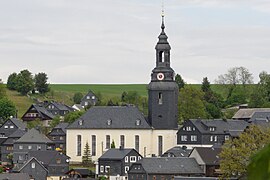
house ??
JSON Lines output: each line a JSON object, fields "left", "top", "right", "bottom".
{"left": 13, "top": 128, "right": 55, "bottom": 169}
{"left": 72, "top": 104, "right": 84, "bottom": 111}
{"left": 98, "top": 148, "right": 142, "bottom": 179}
{"left": 189, "top": 146, "right": 222, "bottom": 177}
{"left": 162, "top": 146, "right": 192, "bottom": 158}
{"left": 232, "top": 108, "right": 270, "bottom": 122}
{"left": 0, "top": 118, "right": 26, "bottom": 145}
{"left": 22, "top": 104, "right": 55, "bottom": 127}
{"left": 80, "top": 91, "right": 98, "bottom": 108}
{"left": 47, "top": 122, "right": 69, "bottom": 151}
{"left": 0, "top": 173, "right": 30, "bottom": 180}
{"left": 1, "top": 128, "right": 26, "bottom": 165}
{"left": 177, "top": 119, "right": 249, "bottom": 149}
{"left": 66, "top": 168, "right": 95, "bottom": 179}
{"left": 46, "top": 101, "right": 75, "bottom": 116}
{"left": 66, "top": 15, "right": 179, "bottom": 163}
{"left": 28, "top": 150, "right": 70, "bottom": 179}
{"left": 18, "top": 157, "right": 48, "bottom": 180}
{"left": 128, "top": 157, "right": 204, "bottom": 179}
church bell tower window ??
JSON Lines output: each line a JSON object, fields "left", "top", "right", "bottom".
{"left": 158, "top": 93, "right": 163, "bottom": 105}
{"left": 159, "top": 51, "right": 164, "bottom": 62}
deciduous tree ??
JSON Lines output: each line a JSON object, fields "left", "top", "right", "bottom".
{"left": 73, "top": 92, "right": 83, "bottom": 104}
{"left": 0, "top": 98, "right": 16, "bottom": 120}
{"left": 7, "top": 73, "right": 18, "bottom": 90}
{"left": 64, "top": 111, "right": 85, "bottom": 124}
{"left": 16, "top": 69, "right": 34, "bottom": 95}
{"left": 35, "top": 72, "right": 49, "bottom": 94}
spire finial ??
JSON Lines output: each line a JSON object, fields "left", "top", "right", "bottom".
{"left": 161, "top": 0, "right": 165, "bottom": 31}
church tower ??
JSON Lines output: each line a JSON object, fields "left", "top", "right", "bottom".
{"left": 148, "top": 14, "right": 179, "bottom": 129}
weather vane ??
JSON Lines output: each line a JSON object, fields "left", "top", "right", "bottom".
{"left": 161, "top": 0, "right": 165, "bottom": 17}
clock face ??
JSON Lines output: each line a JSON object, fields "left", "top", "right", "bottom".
{"left": 157, "top": 73, "right": 164, "bottom": 80}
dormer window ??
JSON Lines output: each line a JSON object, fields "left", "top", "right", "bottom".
{"left": 78, "top": 120, "right": 83, "bottom": 126}
{"left": 136, "top": 119, "right": 141, "bottom": 126}
{"left": 210, "top": 127, "right": 216, "bottom": 132}
{"left": 107, "top": 119, "right": 112, "bottom": 126}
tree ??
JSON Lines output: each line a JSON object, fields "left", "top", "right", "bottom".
{"left": 49, "top": 116, "right": 61, "bottom": 128}
{"left": 6, "top": 73, "right": 18, "bottom": 90}
{"left": 0, "top": 98, "right": 16, "bottom": 120}
{"left": 16, "top": 69, "right": 34, "bottom": 95}
{"left": 82, "top": 141, "right": 92, "bottom": 166}
{"left": 111, "top": 140, "right": 116, "bottom": 148}
{"left": 220, "top": 125, "right": 270, "bottom": 179}
{"left": 175, "top": 74, "right": 185, "bottom": 89}
{"left": 35, "top": 72, "right": 49, "bottom": 94}
{"left": 73, "top": 92, "right": 83, "bottom": 104}
{"left": 258, "top": 71, "right": 270, "bottom": 101}
{"left": 64, "top": 111, "right": 85, "bottom": 124}
{"left": 178, "top": 86, "right": 207, "bottom": 122}
{"left": 0, "top": 81, "right": 6, "bottom": 99}
{"left": 201, "top": 77, "right": 211, "bottom": 93}
{"left": 121, "top": 91, "right": 128, "bottom": 102}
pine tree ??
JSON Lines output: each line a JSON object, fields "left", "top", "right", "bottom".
{"left": 82, "top": 142, "right": 92, "bottom": 166}
{"left": 111, "top": 140, "right": 116, "bottom": 149}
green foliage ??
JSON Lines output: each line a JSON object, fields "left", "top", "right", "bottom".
{"left": 178, "top": 86, "right": 207, "bottom": 122}
{"left": 0, "top": 82, "right": 6, "bottom": 99}
{"left": 248, "top": 143, "right": 270, "bottom": 180}
{"left": 82, "top": 141, "right": 92, "bottom": 166}
{"left": 175, "top": 74, "right": 185, "bottom": 89}
{"left": 7, "top": 73, "right": 18, "bottom": 90}
{"left": 99, "top": 176, "right": 107, "bottom": 180}
{"left": 226, "top": 86, "right": 248, "bottom": 106}
{"left": 35, "top": 72, "right": 50, "bottom": 94}
{"left": 201, "top": 77, "right": 210, "bottom": 93}
{"left": 122, "top": 91, "right": 140, "bottom": 105}
{"left": 73, "top": 92, "right": 83, "bottom": 104}
{"left": 220, "top": 125, "right": 270, "bottom": 179}
{"left": 0, "top": 98, "right": 16, "bottom": 120}
{"left": 49, "top": 116, "right": 61, "bottom": 128}
{"left": 16, "top": 69, "right": 34, "bottom": 95}
{"left": 111, "top": 140, "right": 116, "bottom": 148}
{"left": 26, "top": 120, "right": 47, "bottom": 134}
{"left": 0, "top": 166, "right": 3, "bottom": 174}
{"left": 205, "top": 103, "right": 222, "bottom": 118}
{"left": 64, "top": 110, "right": 85, "bottom": 124}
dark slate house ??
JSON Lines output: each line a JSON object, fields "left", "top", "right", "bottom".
{"left": 189, "top": 146, "right": 222, "bottom": 177}
{"left": 177, "top": 119, "right": 249, "bottom": 148}
{"left": 128, "top": 157, "right": 204, "bottom": 180}
{"left": 46, "top": 101, "right": 75, "bottom": 116}
{"left": 47, "top": 122, "right": 69, "bottom": 151}
{"left": 80, "top": 91, "right": 98, "bottom": 108}
{"left": 13, "top": 128, "right": 55, "bottom": 168}
{"left": 1, "top": 128, "right": 26, "bottom": 165}
{"left": 28, "top": 150, "right": 70, "bottom": 178}
{"left": 162, "top": 146, "right": 192, "bottom": 158}
{"left": 0, "top": 173, "right": 30, "bottom": 180}
{"left": 232, "top": 108, "right": 270, "bottom": 122}
{"left": 98, "top": 148, "right": 142, "bottom": 179}
{"left": 22, "top": 104, "right": 55, "bottom": 127}
{"left": 19, "top": 157, "right": 48, "bottom": 180}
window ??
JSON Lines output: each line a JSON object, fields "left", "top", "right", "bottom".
{"left": 107, "top": 119, "right": 112, "bottom": 126}
{"left": 120, "top": 135, "right": 125, "bottom": 148}
{"left": 78, "top": 120, "right": 83, "bottom": 126}
{"left": 10, "top": 125, "right": 14, "bottom": 129}
{"left": 31, "top": 162, "right": 35, "bottom": 169}
{"left": 87, "top": 96, "right": 90, "bottom": 99}
{"left": 4, "top": 125, "right": 8, "bottom": 129}
{"left": 138, "top": 156, "right": 141, "bottom": 161}
{"left": 77, "top": 135, "right": 81, "bottom": 156}
{"left": 106, "top": 135, "right": 110, "bottom": 149}
{"left": 210, "top": 136, "right": 213, "bottom": 142}
{"left": 92, "top": 96, "right": 95, "bottom": 100}
{"left": 125, "top": 166, "right": 129, "bottom": 173}
{"left": 59, "top": 144, "right": 63, "bottom": 148}
{"left": 6, "top": 146, "right": 13, "bottom": 151}
{"left": 28, "top": 145, "right": 32, "bottom": 150}
{"left": 214, "top": 135, "right": 218, "bottom": 142}
{"left": 100, "top": 166, "right": 104, "bottom": 173}
{"left": 191, "top": 135, "right": 197, "bottom": 141}
{"left": 92, "top": 135, "right": 96, "bottom": 156}
{"left": 56, "top": 158, "right": 61, "bottom": 164}
{"left": 158, "top": 136, "right": 163, "bottom": 156}
{"left": 52, "top": 137, "right": 56, "bottom": 140}
{"left": 37, "top": 145, "right": 41, "bottom": 150}
{"left": 19, "top": 155, "right": 23, "bottom": 160}
{"left": 159, "top": 51, "right": 164, "bottom": 62}
{"left": 130, "top": 156, "right": 136, "bottom": 162}
{"left": 181, "top": 135, "right": 187, "bottom": 141}
{"left": 210, "top": 135, "right": 218, "bottom": 142}
{"left": 135, "top": 119, "right": 141, "bottom": 126}
{"left": 125, "top": 156, "right": 128, "bottom": 162}
{"left": 158, "top": 92, "right": 163, "bottom": 105}
{"left": 210, "top": 127, "right": 216, "bottom": 132}
{"left": 85, "top": 102, "right": 88, "bottom": 106}
{"left": 186, "top": 126, "right": 191, "bottom": 131}
{"left": 60, "top": 136, "right": 64, "bottom": 140}
{"left": 19, "top": 145, "right": 23, "bottom": 150}
{"left": 225, "top": 135, "right": 230, "bottom": 141}
{"left": 105, "top": 166, "right": 110, "bottom": 173}
{"left": 135, "top": 135, "right": 139, "bottom": 152}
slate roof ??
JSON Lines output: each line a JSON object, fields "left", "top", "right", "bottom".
{"left": 51, "top": 122, "right": 69, "bottom": 134}
{"left": 28, "top": 150, "right": 69, "bottom": 165}
{"left": 33, "top": 104, "right": 55, "bottom": 119}
{"left": 48, "top": 102, "right": 74, "bottom": 111}
{"left": 15, "top": 128, "right": 53, "bottom": 143}
{"left": 99, "top": 148, "right": 137, "bottom": 160}
{"left": 19, "top": 157, "right": 48, "bottom": 172}
{"left": 134, "top": 157, "right": 204, "bottom": 174}
{"left": 190, "top": 147, "right": 222, "bottom": 166}
{"left": 67, "top": 106, "right": 151, "bottom": 129}
{"left": 232, "top": 108, "right": 270, "bottom": 120}
{"left": 3, "top": 129, "right": 26, "bottom": 145}
{"left": 162, "top": 146, "right": 192, "bottom": 157}
{"left": 187, "top": 119, "right": 249, "bottom": 135}
{"left": 10, "top": 118, "right": 26, "bottom": 129}
{"left": 0, "top": 173, "right": 30, "bottom": 180}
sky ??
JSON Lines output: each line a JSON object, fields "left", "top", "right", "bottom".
{"left": 0, "top": 0, "right": 270, "bottom": 84}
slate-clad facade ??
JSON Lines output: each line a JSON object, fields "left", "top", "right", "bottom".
{"left": 48, "top": 122, "right": 69, "bottom": 151}
{"left": 46, "top": 101, "right": 75, "bottom": 116}
{"left": 19, "top": 157, "right": 48, "bottom": 180}
{"left": 80, "top": 91, "right": 98, "bottom": 108}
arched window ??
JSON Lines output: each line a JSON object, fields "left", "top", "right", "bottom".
{"left": 77, "top": 135, "right": 81, "bottom": 156}
{"left": 159, "top": 51, "right": 164, "bottom": 62}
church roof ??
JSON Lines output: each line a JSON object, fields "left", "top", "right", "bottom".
{"left": 67, "top": 106, "right": 151, "bottom": 129}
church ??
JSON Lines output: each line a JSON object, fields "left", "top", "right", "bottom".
{"left": 66, "top": 14, "right": 179, "bottom": 162}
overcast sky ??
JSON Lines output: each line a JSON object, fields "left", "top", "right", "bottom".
{"left": 0, "top": 0, "right": 270, "bottom": 84}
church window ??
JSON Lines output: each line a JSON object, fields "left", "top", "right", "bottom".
{"left": 158, "top": 136, "right": 163, "bottom": 156}
{"left": 158, "top": 92, "right": 163, "bottom": 105}
{"left": 159, "top": 51, "right": 164, "bottom": 62}
{"left": 77, "top": 135, "right": 81, "bottom": 156}
{"left": 92, "top": 135, "right": 96, "bottom": 156}
{"left": 135, "top": 135, "right": 139, "bottom": 152}
{"left": 181, "top": 135, "right": 187, "bottom": 141}
{"left": 106, "top": 135, "right": 110, "bottom": 149}
{"left": 120, "top": 135, "right": 125, "bottom": 148}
